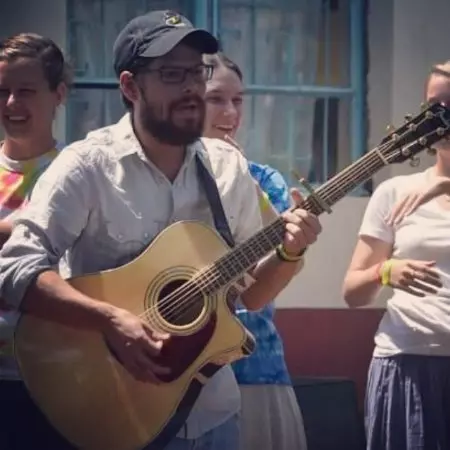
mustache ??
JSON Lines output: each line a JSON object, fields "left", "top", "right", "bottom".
{"left": 171, "top": 95, "right": 205, "bottom": 109}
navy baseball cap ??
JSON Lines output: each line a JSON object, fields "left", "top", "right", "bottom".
{"left": 113, "top": 10, "right": 219, "bottom": 76}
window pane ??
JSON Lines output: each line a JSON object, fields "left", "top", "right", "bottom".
{"left": 68, "top": 0, "right": 193, "bottom": 79}
{"left": 66, "top": 88, "right": 125, "bottom": 143}
{"left": 218, "top": 0, "right": 350, "bottom": 87}
{"left": 236, "top": 94, "right": 351, "bottom": 184}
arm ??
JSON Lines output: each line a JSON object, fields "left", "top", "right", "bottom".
{"left": 342, "top": 181, "right": 395, "bottom": 308}
{"left": 234, "top": 196, "right": 304, "bottom": 302}
{"left": 22, "top": 271, "right": 115, "bottom": 330}
{"left": 0, "top": 144, "right": 170, "bottom": 381}
{"left": 342, "top": 236, "right": 392, "bottom": 307}
{"left": 242, "top": 253, "right": 303, "bottom": 310}
{"left": 0, "top": 148, "right": 110, "bottom": 329}
{"left": 231, "top": 160, "right": 305, "bottom": 311}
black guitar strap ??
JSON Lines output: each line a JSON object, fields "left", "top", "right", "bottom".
{"left": 195, "top": 153, "right": 235, "bottom": 249}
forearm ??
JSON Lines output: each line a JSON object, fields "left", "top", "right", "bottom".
{"left": 20, "top": 270, "right": 115, "bottom": 331}
{"left": 342, "top": 263, "right": 383, "bottom": 308}
{"left": 241, "top": 253, "right": 302, "bottom": 310}
{"left": 0, "top": 220, "right": 12, "bottom": 249}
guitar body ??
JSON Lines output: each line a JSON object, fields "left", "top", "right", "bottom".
{"left": 14, "top": 221, "right": 255, "bottom": 450}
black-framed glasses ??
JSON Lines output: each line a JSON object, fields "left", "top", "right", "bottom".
{"left": 142, "top": 63, "right": 214, "bottom": 84}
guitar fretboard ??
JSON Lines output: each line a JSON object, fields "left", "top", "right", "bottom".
{"left": 194, "top": 147, "right": 388, "bottom": 294}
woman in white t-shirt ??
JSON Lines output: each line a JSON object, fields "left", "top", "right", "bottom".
{"left": 342, "top": 61, "right": 450, "bottom": 450}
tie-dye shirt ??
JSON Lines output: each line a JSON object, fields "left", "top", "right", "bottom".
{"left": 0, "top": 143, "right": 62, "bottom": 380}
{"left": 232, "top": 162, "right": 292, "bottom": 385}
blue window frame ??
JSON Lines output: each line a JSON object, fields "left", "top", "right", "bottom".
{"left": 67, "top": 0, "right": 367, "bottom": 189}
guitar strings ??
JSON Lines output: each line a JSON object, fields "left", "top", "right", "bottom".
{"left": 143, "top": 154, "right": 385, "bottom": 322}
{"left": 144, "top": 222, "right": 285, "bottom": 323}
{"left": 137, "top": 146, "right": 386, "bottom": 323}
{"left": 139, "top": 137, "right": 412, "bottom": 323}
{"left": 137, "top": 137, "right": 409, "bottom": 322}
{"left": 138, "top": 124, "right": 436, "bottom": 323}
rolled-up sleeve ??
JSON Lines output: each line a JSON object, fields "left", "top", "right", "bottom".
{"left": 0, "top": 148, "right": 93, "bottom": 309}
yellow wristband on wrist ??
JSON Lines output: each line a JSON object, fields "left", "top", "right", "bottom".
{"left": 380, "top": 259, "right": 394, "bottom": 286}
{"left": 276, "top": 245, "right": 305, "bottom": 262}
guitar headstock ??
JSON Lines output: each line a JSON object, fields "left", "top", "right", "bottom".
{"left": 379, "top": 102, "right": 450, "bottom": 164}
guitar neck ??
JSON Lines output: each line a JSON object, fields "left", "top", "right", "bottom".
{"left": 199, "top": 148, "right": 387, "bottom": 293}
{"left": 302, "top": 146, "right": 386, "bottom": 215}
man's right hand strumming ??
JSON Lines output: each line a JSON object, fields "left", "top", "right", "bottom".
{"left": 102, "top": 307, "right": 171, "bottom": 383}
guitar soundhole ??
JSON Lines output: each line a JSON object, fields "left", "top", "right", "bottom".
{"left": 157, "top": 279, "right": 205, "bottom": 327}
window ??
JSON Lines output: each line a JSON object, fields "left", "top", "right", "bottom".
{"left": 67, "top": 0, "right": 367, "bottom": 186}
{"left": 66, "top": 0, "right": 193, "bottom": 143}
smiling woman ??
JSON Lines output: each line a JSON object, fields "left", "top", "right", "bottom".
{"left": 342, "top": 60, "right": 450, "bottom": 449}
{"left": 203, "top": 54, "right": 244, "bottom": 140}
{"left": 0, "top": 32, "right": 74, "bottom": 450}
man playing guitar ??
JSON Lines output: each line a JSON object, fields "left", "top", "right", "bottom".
{"left": 0, "top": 11, "right": 322, "bottom": 450}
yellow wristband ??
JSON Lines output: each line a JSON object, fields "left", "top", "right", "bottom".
{"left": 380, "top": 259, "right": 394, "bottom": 286}
{"left": 276, "top": 245, "right": 305, "bottom": 262}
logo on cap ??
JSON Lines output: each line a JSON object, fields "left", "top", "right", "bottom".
{"left": 164, "top": 11, "right": 186, "bottom": 27}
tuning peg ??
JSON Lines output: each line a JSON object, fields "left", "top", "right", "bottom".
{"left": 420, "top": 102, "right": 428, "bottom": 111}
{"left": 386, "top": 124, "right": 395, "bottom": 133}
{"left": 427, "top": 147, "right": 436, "bottom": 155}
{"left": 410, "top": 155, "right": 420, "bottom": 167}
{"left": 404, "top": 114, "right": 413, "bottom": 121}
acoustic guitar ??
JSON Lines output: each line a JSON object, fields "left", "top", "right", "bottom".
{"left": 14, "top": 102, "right": 450, "bottom": 450}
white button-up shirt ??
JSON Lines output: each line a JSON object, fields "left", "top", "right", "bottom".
{"left": 0, "top": 114, "right": 263, "bottom": 438}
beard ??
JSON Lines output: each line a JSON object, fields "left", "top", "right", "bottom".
{"left": 139, "top": 94, "right": 205, "bottom": 146}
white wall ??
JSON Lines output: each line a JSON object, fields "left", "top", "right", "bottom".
{"left": 276, "top": 196, "right": 371, "bottom": 308}
{"left": 2, "top": 0, "right": 450, "bottom": 309}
